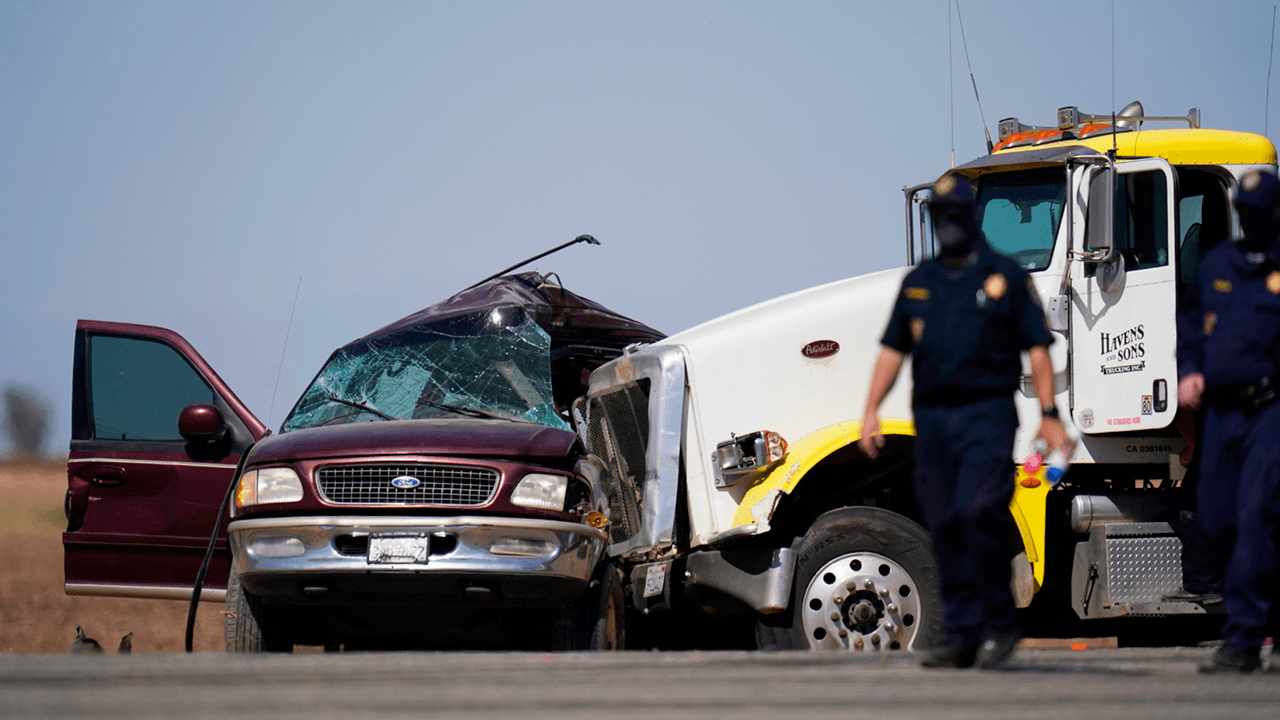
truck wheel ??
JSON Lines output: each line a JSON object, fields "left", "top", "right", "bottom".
{"left": 757, "top": 506, "right": 943, "bottom": 652}
{"left": 551, "top": 563, "right": 625, "bottom": 651}
{"left": 224, "top": 568, "right": 294, "bottom": 653}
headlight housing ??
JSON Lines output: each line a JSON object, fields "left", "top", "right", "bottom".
{"left": 510, "top": 472, "right": 568, "bottom": 511}
{"left": 236, "top": 467, "right": 305, "bottom": 508}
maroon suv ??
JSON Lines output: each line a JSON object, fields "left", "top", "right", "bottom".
{"left": 64, "top": 273, "right": 662, "bottom": 651}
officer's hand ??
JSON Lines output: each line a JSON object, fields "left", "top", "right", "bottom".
{"left": 859, "top": 413, "right": 886, "bottom": 460}
{"left": 1036, "top": 417, "right": 1072, "bottom": 456}
{"left": 1178, "top": 374, "right": 1205, "bottom": 410}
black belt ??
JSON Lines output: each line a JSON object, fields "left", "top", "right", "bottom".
{"left": 1205, "top": 374, "right": 1278, "bottom": 414}
{"left": 914, "top": 387, "right": 1012, "bottom": 408}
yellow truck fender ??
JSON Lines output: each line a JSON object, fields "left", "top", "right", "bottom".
{"left": 730, "top": 418, "right": 915, "bottom": 528}
{"left": 731, "top": 418, "right": 1052, "bottom": 590}
{"left": 1010, "top": 465, "right": 1053, "bottom": 590}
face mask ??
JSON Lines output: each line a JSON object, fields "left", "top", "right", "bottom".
{"left": 934, "top": 210, "right": 979, "bottom": 257}
{"left": 1237, "top": 207, "right": 1278, "bottom": 252}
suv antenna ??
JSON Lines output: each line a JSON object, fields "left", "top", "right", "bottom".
{"left": 465, "top": 234, "right": 600, "bottom": 290}
{"left": 955, "top": 1, "right": 993, "bottom": 154}
{"left": 267, "top": 275, "right": 302, "bottom": 430}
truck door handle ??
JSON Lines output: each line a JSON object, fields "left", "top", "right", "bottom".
{"left": 90, "top": 466, "right": 127, "bottom": 487}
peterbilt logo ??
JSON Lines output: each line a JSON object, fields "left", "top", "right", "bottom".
{"left": 390, "top": 476, "right": 421, "bottom": 489}
{"left": 802, "top": 340, "right": 840, "bottom": 359}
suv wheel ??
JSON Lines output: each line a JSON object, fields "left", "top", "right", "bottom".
{"left": 224, "top": 566, "right": 294, "bottom": 653}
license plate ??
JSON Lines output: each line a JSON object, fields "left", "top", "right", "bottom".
{"left": 643, "top": 563, "right": 667, "bottom": 598}
{"left": 368, "top": 535, "right": 429, "bottom": 564}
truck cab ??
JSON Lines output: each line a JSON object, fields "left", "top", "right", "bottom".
{"left": 580, "top": 102, "right": 1276, "bottom": 650}
{"left": 64, "top": 272, "right": 662, "bottom": 650}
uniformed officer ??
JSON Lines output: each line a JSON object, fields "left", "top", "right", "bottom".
{"left": 860, "top": 172, "right": 1070, "bottom": 669}
{"left": 1177, "top": 167, "right": 1280, "bottom": 674}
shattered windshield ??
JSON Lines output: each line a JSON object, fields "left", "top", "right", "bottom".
{"left": 974, "top": 168, "right": 1067, "bottom": 270}
{"left": 282, "top": 307, "right": 569, "bottom": 432}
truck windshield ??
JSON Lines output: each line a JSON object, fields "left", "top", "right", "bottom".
{"left": 974, "top": 168, "right": 1067, "bottom": 270}
{"left": 282, "top": 307, "right": 569, "bottom": 431}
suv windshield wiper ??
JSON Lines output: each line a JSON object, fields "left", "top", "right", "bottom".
{"left": 417, "top": 399, "right": 520, "bottom": 423}
{"left": 317, "top": 394, "right": 397, "bottom": 422}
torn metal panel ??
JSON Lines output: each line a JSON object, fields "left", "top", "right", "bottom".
{"left": 281, "top": 273, "right": 665, "bottom": 433}
{"left": 685, "top": 547, "right": 795, "bottom": 615}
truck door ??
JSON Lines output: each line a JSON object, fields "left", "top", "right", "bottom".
{"left": 64, "top": 321, "right": 266, "bottom": 600}
{"left": 1069, "top": 159, "right": 1179, "bottom": 433}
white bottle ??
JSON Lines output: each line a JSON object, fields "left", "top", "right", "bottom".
{"left": 1038, "top": 423, "right": 1081, "bottom": 485}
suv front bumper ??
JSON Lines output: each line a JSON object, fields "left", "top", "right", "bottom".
{"left": 228, "top": 515, "right": 607, "bottom": 607}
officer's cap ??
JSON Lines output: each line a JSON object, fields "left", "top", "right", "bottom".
{"left": 931, "top": 172, "right": 976, "bottom": 208}
{"left": 1234, "top": 169, "right": 1280, "bottom": 212}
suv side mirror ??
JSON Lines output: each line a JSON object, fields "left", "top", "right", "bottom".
{"left": 178, "top": 404, "right": 228, "bottom": 443}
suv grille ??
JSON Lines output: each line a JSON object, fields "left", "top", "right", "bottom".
{"left": 316, "top": 464, "right": 499, "bottom": 506}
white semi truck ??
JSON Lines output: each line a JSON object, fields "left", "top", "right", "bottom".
{"left": 579, "top": 102, "right": 1277, "bottom": 650}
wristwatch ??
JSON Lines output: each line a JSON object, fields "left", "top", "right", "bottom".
{"left": 1041, "top": 403, "right": 1060, "bottom": 420}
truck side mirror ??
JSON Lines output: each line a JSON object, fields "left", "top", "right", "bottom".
{"left": 1085, "top": 167, "right": 1114, "bottom": 261}
{"left": 178, "top": 404, "right": 228, "bottom": 443}
{"left": 1097, "top": 252, "right": 1127, "bottom": 293}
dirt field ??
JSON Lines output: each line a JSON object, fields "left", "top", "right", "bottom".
{"left": 0, "top": 461, "right": 224, "bottom": 653}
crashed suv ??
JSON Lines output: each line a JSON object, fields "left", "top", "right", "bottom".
{"left": 63, "top": 272, "right": 662, "bottom": 650}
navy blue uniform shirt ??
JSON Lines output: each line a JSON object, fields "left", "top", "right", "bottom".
{"left": 882, "top": 245, "right": 1054, "bottom": 405}
{"left": 1177, "top": 240, "right": 1280, "bottom": 388}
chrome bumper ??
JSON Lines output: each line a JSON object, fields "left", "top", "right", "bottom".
{"left": 227, "top": 515, "right": 607, "bottom": 605}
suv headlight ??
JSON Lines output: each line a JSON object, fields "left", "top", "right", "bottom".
{"left": 236, "top": 467, "right": 305, "bottom": 507}
{"left": 510, "top": 472, "right": 568, "bottom": 511}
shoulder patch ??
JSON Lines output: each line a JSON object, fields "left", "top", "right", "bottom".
{"left": 910, "top": 318, "right": 925, "bottom": 342}
{"left": 905, "top": 287, "right": 930, "bottom": 301}
{"left": 1268, "top": 271, "right": 1280, "bottom": 295}
{"left": 984, "top": 273, "right": 1007, "bottom": 300}
{"left": 1213, "top": 279, "right": 1232, "bottom": 293}
{"left": 1204, "top": 311, "right": 1218, "bottom": 336}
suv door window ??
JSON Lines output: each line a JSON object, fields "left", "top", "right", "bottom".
{"left": 90, "top": 335, "right": 213, "bottom": 441}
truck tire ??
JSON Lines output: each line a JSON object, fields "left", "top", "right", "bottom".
{"left": 224, "top": 568, "right": 294, "bottom": 653}
{"left": 551, "top": 562, "right": 625, "bottom": 651}
{"left": 757, "top": 506, "right": 944, "bottom": 652}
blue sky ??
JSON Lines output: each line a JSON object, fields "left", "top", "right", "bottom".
{"left": 3, "top": 1, "right": 1277, "bottom": 453}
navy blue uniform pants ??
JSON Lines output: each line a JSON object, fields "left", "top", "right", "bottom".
{"left": 1197, "top": 400, "right": 1280, "bottom": 651}
{"left": 913, "top": 396, "right": 1020, "bottom": 648}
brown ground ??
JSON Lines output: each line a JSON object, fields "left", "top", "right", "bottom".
{"left": 0, "top": 461, "right": 224, "bottom": 653}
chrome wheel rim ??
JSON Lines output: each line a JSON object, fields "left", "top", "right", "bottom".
{"left": 800, "top": 551, "right": 923, "bottom": 651}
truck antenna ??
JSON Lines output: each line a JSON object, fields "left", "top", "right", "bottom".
{"left": 1267, "top": 5, "right": 1276, "bottom": 136}
{"left": 465, "top": 234, "right": 601, "bottom": 290}
{"left": 954, "top": 1, "right": 993, "bottom": 154}
{"left": 1111, "top": 0, "right": 1117, "bottom": 154}
{"left": 267, "top": 275, "right": 302, "bottom": 430}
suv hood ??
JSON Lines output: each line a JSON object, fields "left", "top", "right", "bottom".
{"left": 250, "top": 418, "right": 578, "bottom": 464}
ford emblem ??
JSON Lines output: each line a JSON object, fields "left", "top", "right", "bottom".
{"left": 390, "top": 476, "right": 421, "bottom": 489}
{"left": 802, "top": 340, "right": 840, "bottom": 359}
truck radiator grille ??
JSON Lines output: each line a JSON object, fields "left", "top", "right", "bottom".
{"left": 316, "top": 464, "right": 498, "bottom": 506}
{"left": 580, "top": 380, "right": 650, "bottom": 543}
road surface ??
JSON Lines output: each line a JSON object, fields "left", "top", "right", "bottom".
{"left": 1, "top": 647, "right": 1276, "bottom": 719}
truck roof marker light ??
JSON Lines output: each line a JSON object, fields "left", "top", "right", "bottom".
{"left": 1032, "top": 129, "right": 1074, "bottom": 147}
{"left": 992, "top": 131, "right": 1037, "bottom": 153}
